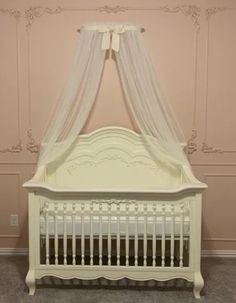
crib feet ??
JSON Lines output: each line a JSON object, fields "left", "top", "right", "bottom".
{"left": 193, "top": 272, "right": 204, "bottom": 299}
{"left": 25, "top": 270, "right": 36, "bottom": 295}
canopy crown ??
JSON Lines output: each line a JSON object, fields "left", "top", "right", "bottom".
{"left": 79, "top": 22, "right": 144, "bottom": 33}
{"left": 79, "top": 22, "right": 145, "bottom": 52}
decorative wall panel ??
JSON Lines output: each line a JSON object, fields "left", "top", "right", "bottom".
{"left": 202, "top": 8, "right": 236, "bottom": 154}
{"left": 0, "top": 10, "right": 22, "bottom": 154}
{"left": 0, "top": 172, "right": 20, "bottom": 237}
{"left": 0, "top": 0, "right": 235, "bottom": 250}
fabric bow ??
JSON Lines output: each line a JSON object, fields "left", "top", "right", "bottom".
{"left": 99, "top": 25, "right": 126, "bottom": 52}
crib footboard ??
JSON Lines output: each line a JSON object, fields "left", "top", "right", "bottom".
{"left": 26, "top": 191, "right": 203, "bottom": 298}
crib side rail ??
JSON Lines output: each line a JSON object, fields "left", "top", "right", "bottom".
{"left": 34, "top": 195, "right": 198, "bottom": 269}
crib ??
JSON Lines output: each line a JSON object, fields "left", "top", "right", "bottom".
{"left": 23, "top": 126, "right": 207, "bottom": 298}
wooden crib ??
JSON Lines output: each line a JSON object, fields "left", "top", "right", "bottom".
{"left": 23, "top": 127, "right": 207, "bottom": 298}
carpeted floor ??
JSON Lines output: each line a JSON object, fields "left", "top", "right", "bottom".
{"left": 0, "top": 256, "right": 235, "bottom": 303}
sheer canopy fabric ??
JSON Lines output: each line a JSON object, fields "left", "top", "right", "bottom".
{"left": 38, "top": 23, "right": 197, "bottom": 183}
{"left": 39, "top": 30, "right": 105, "bottom": 165}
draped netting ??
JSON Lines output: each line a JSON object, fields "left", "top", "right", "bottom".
{"left": 39, "top": 29, "right": 105, "bottom": 166}
{"left": 38, "top": 23, "right": 199, "bottom": 183}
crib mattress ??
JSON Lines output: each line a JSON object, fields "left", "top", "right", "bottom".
{"left": 40, "top": 216, "right": 190, "bottom": 237}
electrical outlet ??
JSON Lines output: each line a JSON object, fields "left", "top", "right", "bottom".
{"left": 10, "top": 214, "right": 18, "bottom": 226}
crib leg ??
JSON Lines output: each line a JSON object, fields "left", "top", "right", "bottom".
{"left": 25, "top": 269, "right": 36, "bottom": 295}
{"left": 193, "top": 272, "right": 204, "bottom": 299}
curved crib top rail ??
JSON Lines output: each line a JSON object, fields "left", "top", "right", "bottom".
{"left": 23, "top": 127, "right": 207, "bottom": 194}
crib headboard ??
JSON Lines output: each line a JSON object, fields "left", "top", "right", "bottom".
{"left": 45, "top": 127, "right": 182, "bottom": 190}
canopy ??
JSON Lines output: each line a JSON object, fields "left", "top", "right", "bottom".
{"left": 38, "top": 22, "right": 198, "bottom": 183}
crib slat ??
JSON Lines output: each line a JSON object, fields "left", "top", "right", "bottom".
{"left": 125, "top": 203, "right": 129, "bottom": 266}
{"left": 72, "top": 203, "right": 76, "bottom": 265}
{"left": 152, "top": 203, "right": 157, "bottom": 267}
{"left": 170, "top": 204, "right": 175, "bottom": 267}
{"left": 99, "top": 203, "right": 103, "bottom": 266}
{"left": 108, "top": 203, "right": 111, "bottom": 266}
{"left": 81, "top": 203, "right": 85, "bottom": 266}
{"left": 134, "top": 204, "right": 138, "bottom": 266}
{"left": 63, "top": 203, "right": 67, "bottom": 265}
{"left": 45, "top": 202, "right": 50, "bottom": 265}
{"left": 117, "top": 204, "right": 120, "bottom": 266}
{"left": 143, "top": 203, "right": 147, "bottom": 266}
{"left": 54, "top": 203, "right": 58, "bottom": 265}
{"left": 179, "top": 203, "right": 184, "bottom": 267}
{"left": 90, "top": 203, "right": 94, "bottom": 266}
{"left": 161, "top": 203, "right": 166, "bottom": 267}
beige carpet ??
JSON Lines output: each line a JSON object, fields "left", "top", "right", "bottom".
{"left": 0, "top": 256, "right": 235, "bottom": 303}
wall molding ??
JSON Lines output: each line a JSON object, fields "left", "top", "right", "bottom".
{"left": 0, "top": 8, "right": 20, "bottom": 19}
{"left": 191, "top": 162, "right": 236, "bottom": 166}
{"left": 26, "top": 129, "right": 39, "bottom": 153}
{"left": 202, "top": 7, "right": 236, "bottom": 154}
{"left": 0, "top": 161, "right": 36, "bottom": 165}
{"left": 0, "top": 248, "right": 28, "bottom": 255}
{"left": 0, "top": 235, "right": 20, "bottom": 238}
{"left": 205, "top": 7, "right": 236, "bottom": 20}
{"left": 203, "top": 238, "right": 236, "bottom": 242}
{"left": 0, "top": 8, "right": 22, "bottom": 154}
{"left": 204, "top": 173, "right": 236, "bottom": 177}
{"left": 187, "top": 129, "right": 197, "bottom": 154}
{"left": 201, "top": 250, "right": 236, "bottom": 257}
{"left": 24, "top": 5, "right": 201, "bottom": 29}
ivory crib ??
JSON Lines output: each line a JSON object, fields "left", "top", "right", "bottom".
{"left": 23, "top": 127, "right": 207, "bottom": 298}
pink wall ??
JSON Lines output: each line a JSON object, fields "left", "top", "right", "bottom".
{"left": 0, "top": 0, "right": 236, "bottom": 251}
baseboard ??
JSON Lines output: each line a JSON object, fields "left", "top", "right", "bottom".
{"left": 201, "top": 250, "right": 236, "bottom": 258}
{"left": 0, "top": 248, "right": 28, "bottom": 255}
{"left": 0, "top": 248, "right": 236, "bottom": 257}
